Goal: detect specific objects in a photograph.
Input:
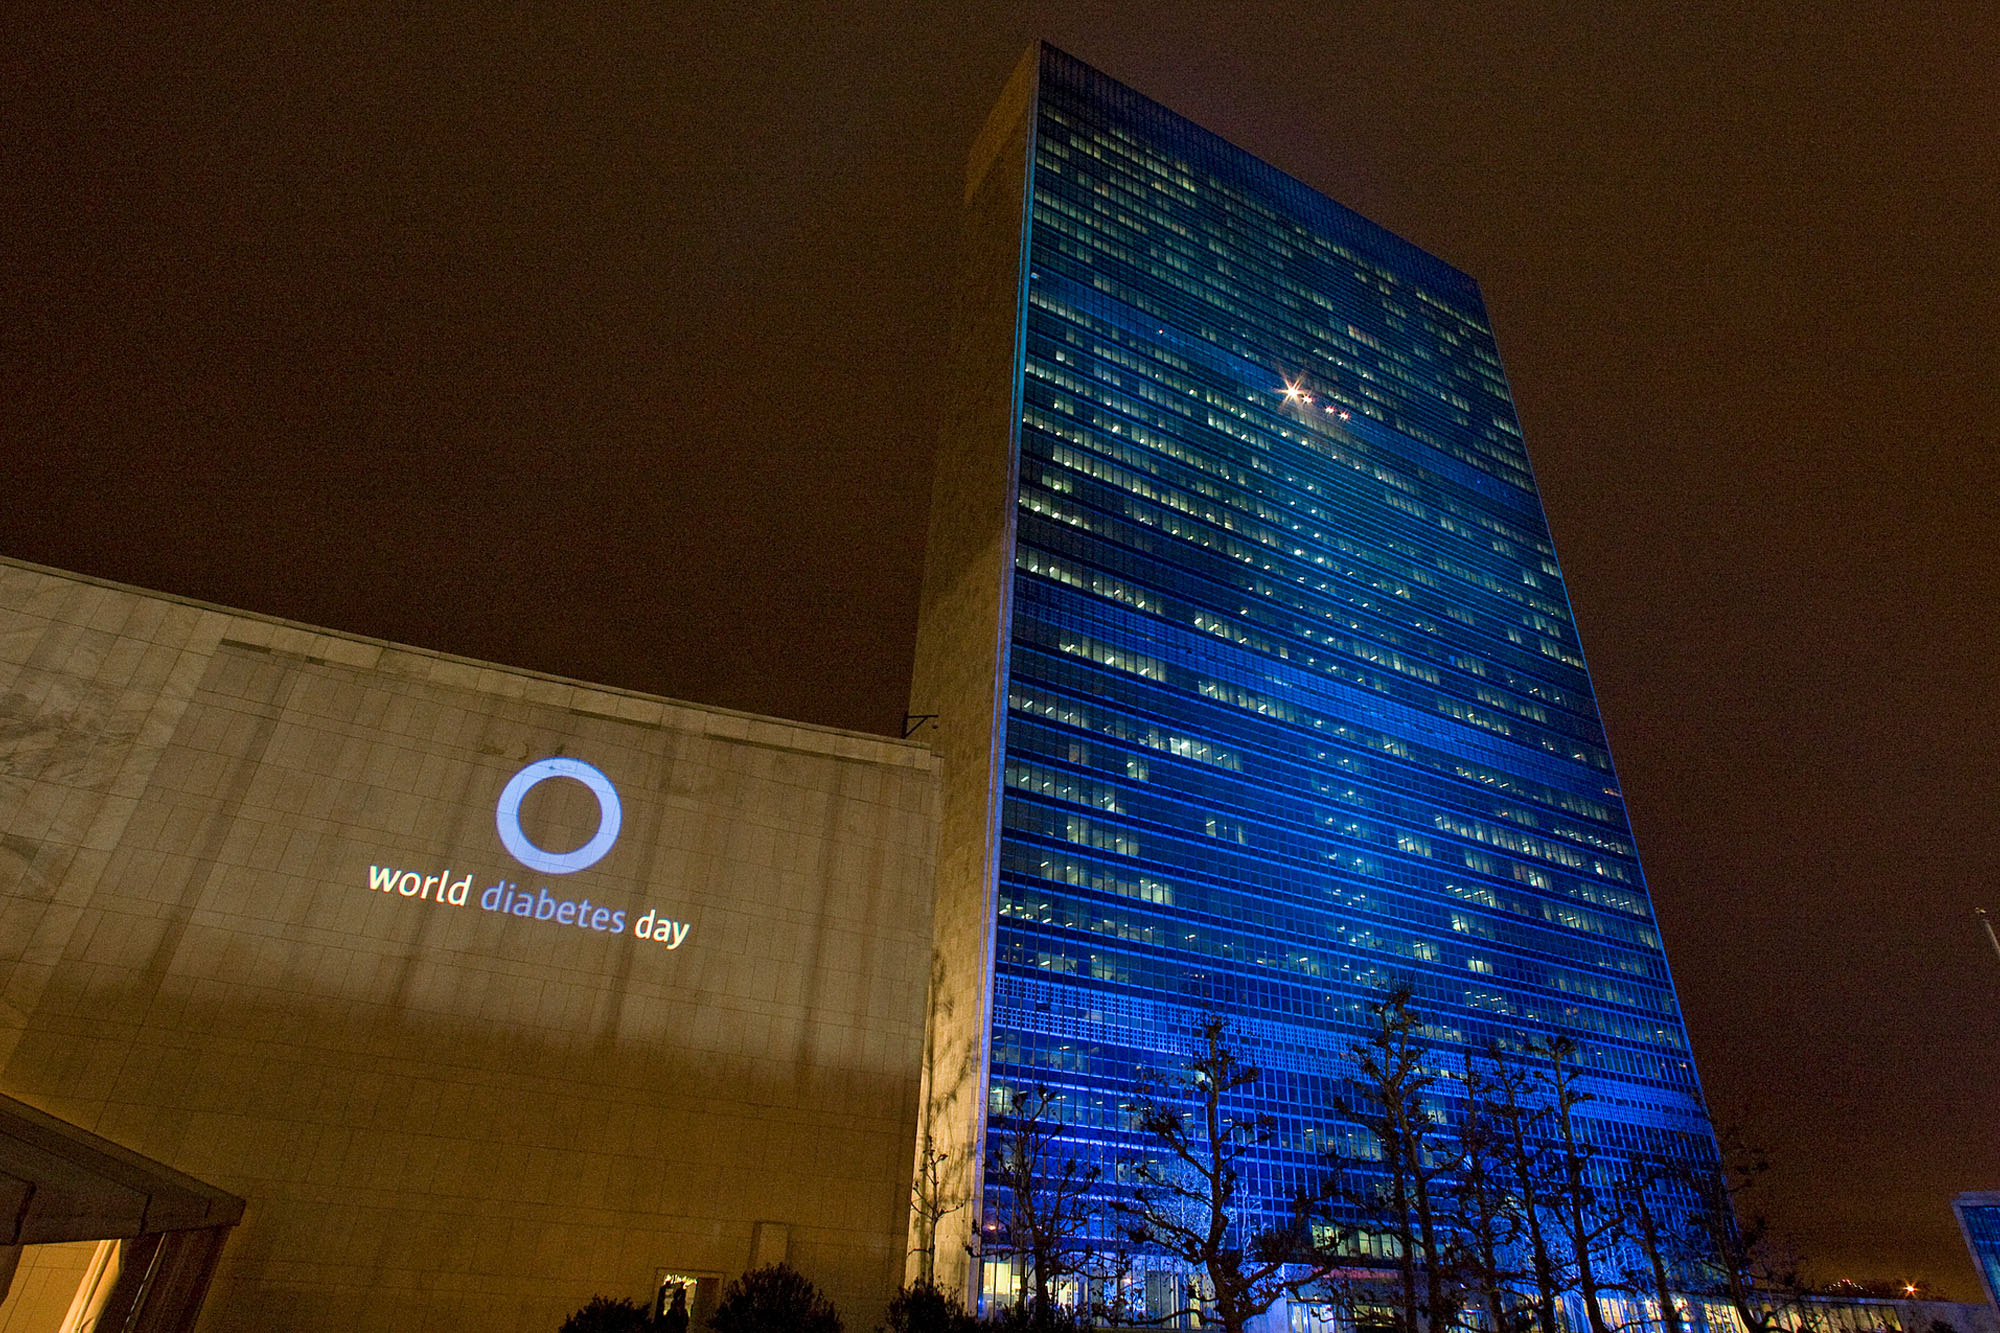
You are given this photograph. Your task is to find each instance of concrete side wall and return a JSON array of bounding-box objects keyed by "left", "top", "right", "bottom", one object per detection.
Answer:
[
  {"left": 0, "top": 1241, "right": 99, "bottom": 1332},
  {"left": 902, "top": 41, "right": 1039, "bottom": 1305},
  {"left": 0, "top": 559, "right": 940, "bottom": 1333}
]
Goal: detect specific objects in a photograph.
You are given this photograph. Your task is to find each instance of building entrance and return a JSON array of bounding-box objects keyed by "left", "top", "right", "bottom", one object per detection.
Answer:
[{"left": 0, "top": 1093, "right": 243, "bottom": 1333}]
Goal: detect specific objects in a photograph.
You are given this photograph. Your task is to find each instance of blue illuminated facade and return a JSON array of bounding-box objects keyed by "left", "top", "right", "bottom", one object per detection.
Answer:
[
  {"left": 910, "top": 44, "right": 1714, "bottom": 1306},
  {"left": 1956, "top": 1194, "right": 2000, "bottom": 1311}
]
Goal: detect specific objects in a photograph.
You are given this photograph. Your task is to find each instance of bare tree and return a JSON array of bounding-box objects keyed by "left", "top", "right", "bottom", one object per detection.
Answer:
[
  {"left": 1613, "top": 1153, "right": 1689, "bottom": 1333},
  {"left": 989, "top": 1085, "right": 1102, "bottom": 1323},
  {"left": 1535, "top": 1035, "right": 1618, "bottom": 1333},
  {"left": 1116, "top": 1013, "right": 1306, "bottom": 1333},
  {"left": 1334, "top": 986, "right": 1465, "bottom": 1333},
  {"left": 912, "top": 1139, "right": 970, "bottom": 1285},
  {"left": 1678, "top": 1117, "right": 1816, "bottom": 1333},
  {"left": 1482, "top": 1045, "right": 1563, "bottom": 1333},
  {"left": 1453, "top": 1048, "right": 1536, "bottom": 1333}
]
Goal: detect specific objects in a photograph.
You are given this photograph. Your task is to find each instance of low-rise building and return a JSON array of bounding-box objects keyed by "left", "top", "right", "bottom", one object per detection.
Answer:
[{"left": 0, "top": 558, "right": 941, "bottom": 1332}]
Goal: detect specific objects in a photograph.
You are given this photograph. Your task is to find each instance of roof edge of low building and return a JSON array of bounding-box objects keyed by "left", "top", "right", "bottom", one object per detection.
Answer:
[{"left": 0, "top": 555, "right": 937, "bottom": 771}]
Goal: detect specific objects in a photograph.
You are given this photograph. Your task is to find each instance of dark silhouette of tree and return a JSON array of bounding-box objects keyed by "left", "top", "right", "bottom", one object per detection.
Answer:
[
  {"left": 911, "top": 1140, "right": 969, "bottom": 1285},
  {"left": 1115, "top": 1013, "right": 1305, "bottom": 1333},
  {"left": 883, "top": 1279, "right": 979, "bottom": 1333},
  {"left": 1613, "top": 1152, "right": 1694, "bottom": 1333},
  {"left": 712, "top": 1263, "right": 842, "bottom": 1333},
  {"left": 1303, "top": 999, "right": 1819, "bottom": 1333},
  {"left": 1334, "top": 986, "right": 1465, "bottom": 1333},
  {"left": 987, "top": 1084, "right": 1102, "bottom": 1324},
  {"left": 1535, "top": 1035, "right": 1617, "bottom": 1333},
  {"left": 558, "top": 1295, "right": 652, "bottom": 1333},
  {"left": 1679, "top": 1117, "right": 1816, "bottom": 1333},
  {"left": 1481, "top": 1042, "right": 1563, "bottom": 1333},
  {"left": 988, "top": 1298, "right": 1092, "bottom": 1332},
  {"left": 1452, "top": 1048, "right": 1535, "bottom": 1333}
]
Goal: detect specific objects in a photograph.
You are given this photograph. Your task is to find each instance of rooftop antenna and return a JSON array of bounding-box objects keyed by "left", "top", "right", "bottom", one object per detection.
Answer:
[{"left": 1979, "top": 908, "right": 2000, "bottom": 968}]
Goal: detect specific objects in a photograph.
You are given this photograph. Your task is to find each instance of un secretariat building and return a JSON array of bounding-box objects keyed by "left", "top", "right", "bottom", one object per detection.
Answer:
[
  {"left": 915, "top": 44, "right": 1710, "bottom": 1315},
  {"left": 1, "top": 44, "right": 1708, "bottom": 1333}
]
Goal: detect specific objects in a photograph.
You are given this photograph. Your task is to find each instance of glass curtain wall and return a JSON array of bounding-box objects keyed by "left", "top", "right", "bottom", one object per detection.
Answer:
[{"left": 984, "top": 47, "right": 1715, "bottom": 1298}]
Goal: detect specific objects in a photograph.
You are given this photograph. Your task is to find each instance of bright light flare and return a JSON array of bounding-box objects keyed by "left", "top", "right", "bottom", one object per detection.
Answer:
[{"left": 1280, "top": 375, "right": 1351, "bottom": 420}]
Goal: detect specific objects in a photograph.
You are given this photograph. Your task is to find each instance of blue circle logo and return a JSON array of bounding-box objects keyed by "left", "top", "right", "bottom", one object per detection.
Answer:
[{"left": 494, "top": 757, "right": 623, "bottom": 875}]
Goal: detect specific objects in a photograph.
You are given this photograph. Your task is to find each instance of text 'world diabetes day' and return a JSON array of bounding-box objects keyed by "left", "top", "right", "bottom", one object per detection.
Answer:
[{"left": 365, "top": 756, "right": 691, "bottom": 949}]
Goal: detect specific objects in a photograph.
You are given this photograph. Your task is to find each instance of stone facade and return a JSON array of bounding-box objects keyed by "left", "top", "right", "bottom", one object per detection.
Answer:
[
  {"left": 0, "top": 558, "right": 940, "bottom": 1332},
  {"left": 902, "top": 42, "right": 1038, "bottom": 1304}
]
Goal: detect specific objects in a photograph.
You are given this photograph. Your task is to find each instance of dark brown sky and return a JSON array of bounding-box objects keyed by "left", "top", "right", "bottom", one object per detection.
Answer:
[{"left": 4, "top": 0, "right": 1996, "bottom": 1298}]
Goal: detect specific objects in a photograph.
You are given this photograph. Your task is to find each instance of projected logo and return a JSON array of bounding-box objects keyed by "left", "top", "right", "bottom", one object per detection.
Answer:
[
  {"left": 495, "top": 756, "right": 623, "bottom": 874},
  {"left": 363, "top": 754, "right": 690, "bottom": 949}
]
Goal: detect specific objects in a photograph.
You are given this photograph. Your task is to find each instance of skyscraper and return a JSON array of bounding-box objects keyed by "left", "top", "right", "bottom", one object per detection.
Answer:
[
  {"left": 1955, "top": 1193, "right": 2000, "bottom": 1312},
  {"left": 909, "top": 44, "right": 1713, "bottom": 1311}
]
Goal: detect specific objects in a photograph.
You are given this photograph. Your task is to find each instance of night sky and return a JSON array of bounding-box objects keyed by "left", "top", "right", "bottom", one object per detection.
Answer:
[{"left": 4, "top": 1, "right": 1995, "bottom": 1298}]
